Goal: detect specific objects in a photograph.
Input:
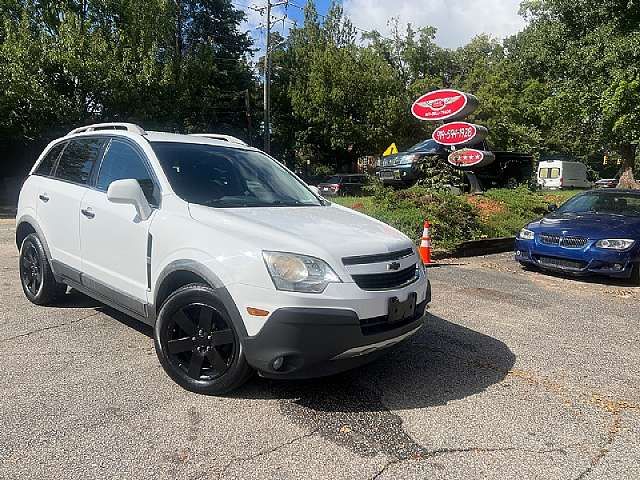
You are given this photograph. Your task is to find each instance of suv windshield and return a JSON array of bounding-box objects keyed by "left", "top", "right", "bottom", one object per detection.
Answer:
[
  {"left": 557, "top": 192, "right": 640, "bottom": 216},
  {"left": 407, "top": 139, "right": 441, "bottom": 153},
  {"left": 151, "top": 142, "right": 321, "bottom": 208}
]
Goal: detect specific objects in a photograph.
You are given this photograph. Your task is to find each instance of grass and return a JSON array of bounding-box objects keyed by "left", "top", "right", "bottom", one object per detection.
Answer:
[{"left": 333, "top": 187, "right": 583, "bottom": 251}]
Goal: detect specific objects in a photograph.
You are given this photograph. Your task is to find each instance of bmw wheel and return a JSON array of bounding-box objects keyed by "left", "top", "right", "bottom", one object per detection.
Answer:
[{"left": 154, "top": 283, "right": 253, "bottom": 395}]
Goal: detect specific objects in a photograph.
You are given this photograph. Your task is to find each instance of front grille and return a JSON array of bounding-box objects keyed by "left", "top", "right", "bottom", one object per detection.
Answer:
[
  {"left": 343, "top": 247, "right": 414, "bottom": 266},
  {"left": 536, "top": 256, "right": 587, "bottom": 271},
  {"left": 360, "top": 299, "right": 427, "bottom": 335},
  {"left": 539, "top": 233, "right": 588, "bottom": 249},
  {"left": 539, "top": 233, "right": 560, "bottom": 245},
  {"left": 560, "top": 236, "right": 588, "bottom": 248},
  {"left": 351, "top": 265, "right": 418, "bottom": 290}
]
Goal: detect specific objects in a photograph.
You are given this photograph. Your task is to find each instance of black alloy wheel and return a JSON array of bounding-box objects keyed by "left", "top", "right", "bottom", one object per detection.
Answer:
[
  {"left": 166, "top": 303, "right": 236, "bottom": 381},
  {"left": 20, "top": 241, "right": 43, "bottom": 297},
  {"left": 19, "top": 233, "right": 67, "bottom": 305},
  {"left": 154, "top": 283, "right": 253, "bottom": 395}
]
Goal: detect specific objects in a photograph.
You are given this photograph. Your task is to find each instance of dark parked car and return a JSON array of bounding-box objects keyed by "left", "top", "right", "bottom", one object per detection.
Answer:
[
  {"left": 515, "top": 190, "right": 640, "bottom": 284},
  {"left": 317, "top": 174, "right": 368, "bottom": 196},
  {"left": 594, "top": 178, "right": 619, "bottom": 189},
  {"left": 377, "top": 139, "right": 533, "bottom": 192}
]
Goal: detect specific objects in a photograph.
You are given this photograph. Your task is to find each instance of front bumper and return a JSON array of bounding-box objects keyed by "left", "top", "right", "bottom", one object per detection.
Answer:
[
  {"left": 377, "top": 165, "right": 420, "bottom": 184},
  {"left": 242, "top": 280, "right": 431, "bottom": 379},
  {"left": 515, "top": 238, "right": 637, "bottom": 279}
]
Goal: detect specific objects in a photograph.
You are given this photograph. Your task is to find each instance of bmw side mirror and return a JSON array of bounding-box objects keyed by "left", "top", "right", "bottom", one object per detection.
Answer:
[
  {"left": 107, "top": 179, "right": 152, "bottom": 221},
  {"left": 547, "top": 203, "right": 558, "bottom": 213}
]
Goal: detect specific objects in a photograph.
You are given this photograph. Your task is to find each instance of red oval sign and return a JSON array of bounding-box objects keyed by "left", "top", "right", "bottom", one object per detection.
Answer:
[
  {"left": 448, "top": 149, "right": 496, "bottom": 169},
  {"left": 432, "top": 122, "right": 487, "bottom": 146},
  {"left": 411, "top": 89, "right": 478, "bottom": 121}
]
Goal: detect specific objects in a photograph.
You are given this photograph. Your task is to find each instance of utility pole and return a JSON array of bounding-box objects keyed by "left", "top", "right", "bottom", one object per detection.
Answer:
[
  {"left": 244, "top": 89, "right": 253, "bottom": 147},
  {"left": 252, "top": 0, "right": 289, "bottom": 154},
  {"left": 264, "top": 0, "right": 271, "bottom": 154}
]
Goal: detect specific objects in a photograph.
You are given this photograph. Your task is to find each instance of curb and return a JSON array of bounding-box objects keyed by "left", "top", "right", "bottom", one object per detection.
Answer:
[{"left": 431, "top": 237, "right": 516, "bottom": 259}]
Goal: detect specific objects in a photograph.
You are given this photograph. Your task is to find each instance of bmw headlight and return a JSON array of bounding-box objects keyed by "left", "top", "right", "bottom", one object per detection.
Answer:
[
  {"left": 519, "top": 228, "right": 535, "bottom": 240},
  {"left": 595, "top": 239, "right": 635, "bottom": 250},
  {"left": 262, "top": 251, "right": 341, "bottom": 293}
]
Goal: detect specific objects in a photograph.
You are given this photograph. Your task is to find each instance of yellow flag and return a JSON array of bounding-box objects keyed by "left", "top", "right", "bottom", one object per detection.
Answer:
[{"left": 383, "top": 143, "right": 398, "bottom": 156}]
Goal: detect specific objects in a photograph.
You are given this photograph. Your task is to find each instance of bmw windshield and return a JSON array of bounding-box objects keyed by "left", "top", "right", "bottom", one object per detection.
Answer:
[
  {"left": 557, "top": 192, "right": 640, "bottom": 216},
  {"left": 151, "top": 142, "right": 322, "bottom": 208}
]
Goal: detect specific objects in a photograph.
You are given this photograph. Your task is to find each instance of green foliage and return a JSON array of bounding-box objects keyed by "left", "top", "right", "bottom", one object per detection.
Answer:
[
  {"left": 356, "top": 182, "right": 481, "bottom": 250},
  {"left": 335, "top": 186, "right": 583, "bottom": 250},
  {"left": 0, "top": 0, "right": 256, "bottom": 175}
]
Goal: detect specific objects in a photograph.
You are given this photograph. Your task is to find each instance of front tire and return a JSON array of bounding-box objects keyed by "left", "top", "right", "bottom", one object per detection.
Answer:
[
  {"left": 19, "top": 233, "right": 67, "bottom": 305},
  {"left": 154, "top": 283, "right": 253, "bottom": 395}
]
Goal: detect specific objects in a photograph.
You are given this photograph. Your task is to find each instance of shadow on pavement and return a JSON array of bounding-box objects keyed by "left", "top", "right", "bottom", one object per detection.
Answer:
[
  {"left": 234, "top": 312, "right": 514, "bottom": 409},
  {"left": 59, "top": 291, "right": 515, "bottom": 460},
  {"left": 231, "top": 313, "right": 515, "bottom": 459}
]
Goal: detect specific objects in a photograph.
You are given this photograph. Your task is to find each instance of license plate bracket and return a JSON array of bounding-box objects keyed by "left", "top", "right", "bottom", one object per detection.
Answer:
[{"left": 388, "top": 292, "right": 417, "bottom": 323}]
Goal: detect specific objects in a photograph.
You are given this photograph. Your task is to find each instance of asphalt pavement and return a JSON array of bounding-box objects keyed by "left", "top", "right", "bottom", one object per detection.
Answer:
[{"left": 1, "top": 218, "right": 638, "bottom": 479}]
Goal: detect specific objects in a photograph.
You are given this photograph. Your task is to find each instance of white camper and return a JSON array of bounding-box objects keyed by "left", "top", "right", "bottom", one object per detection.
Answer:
[{"left": 537, "top": 160, "right": 591, "bottom": 189}]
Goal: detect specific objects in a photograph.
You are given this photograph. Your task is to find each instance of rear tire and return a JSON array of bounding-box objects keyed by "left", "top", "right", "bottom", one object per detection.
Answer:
[
  {"left": 19, "top": 233, "right": 67, "bottom": 305},
  {"left": 154, "top": 283, "right": 253, "bottom": 395}
]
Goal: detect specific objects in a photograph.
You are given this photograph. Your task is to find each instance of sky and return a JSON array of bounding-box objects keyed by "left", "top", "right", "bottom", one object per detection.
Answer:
[{"left": 233, "top": 0, "right": 527, "bottom": 56}]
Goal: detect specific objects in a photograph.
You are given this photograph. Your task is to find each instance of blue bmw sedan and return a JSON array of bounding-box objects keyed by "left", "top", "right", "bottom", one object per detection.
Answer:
[{"left": 515, "top": 190, "right": 640, "bottom": 284}]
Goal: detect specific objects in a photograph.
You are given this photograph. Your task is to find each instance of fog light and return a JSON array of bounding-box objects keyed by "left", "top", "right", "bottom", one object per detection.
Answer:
[
  {"left": 516, "top": 250, "right": 521, "bottom": 256},
  {"left": 613, "top": 263, "right": 623, "bottom": 271},
  {"left": 272, "top": 356, "right": 284, "bottom": 371}
]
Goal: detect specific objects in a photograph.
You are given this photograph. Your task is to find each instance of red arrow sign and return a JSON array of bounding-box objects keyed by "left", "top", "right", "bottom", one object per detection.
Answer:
[
  {"left": 448, "top": 148, "right": 496, "bottom": 169},
  {"left": 432, "top": 122, "right": 488, "bottom": 146},
  {"left": 411, "top": 89, "right": 479, "bottom": 121}
]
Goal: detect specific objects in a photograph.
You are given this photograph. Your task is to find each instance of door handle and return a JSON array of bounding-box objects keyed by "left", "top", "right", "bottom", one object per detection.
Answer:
[
  {"left": 80, "top": 207, "right": 95, "bottom": 219},
  {"left": 38, "top": 194, "right": 49, "bottom": 202}
]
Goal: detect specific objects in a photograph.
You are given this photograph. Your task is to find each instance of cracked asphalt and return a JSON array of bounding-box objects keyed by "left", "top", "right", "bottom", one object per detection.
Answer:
[{"left": 1, "top": 218, "right": 639, "bottom": 479}]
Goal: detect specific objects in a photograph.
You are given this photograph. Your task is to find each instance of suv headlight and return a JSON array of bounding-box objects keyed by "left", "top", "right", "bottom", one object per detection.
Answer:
[
  {"left": 595, "top": 239, "right": 635, "bottom": 250},
  {"left": 519, "top": 228, "right": 535, "bottom": 240},
  {"left": 400, "top": 154, "right": 419, "bottom": 165},
  {"left": 262, "top": 251, "right": 341, "bottom": 293}
]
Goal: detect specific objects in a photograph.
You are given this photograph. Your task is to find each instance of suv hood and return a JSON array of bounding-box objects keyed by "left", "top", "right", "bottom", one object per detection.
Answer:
[{"left": 188, "top": 203, "right": 413, "bottom": 260}]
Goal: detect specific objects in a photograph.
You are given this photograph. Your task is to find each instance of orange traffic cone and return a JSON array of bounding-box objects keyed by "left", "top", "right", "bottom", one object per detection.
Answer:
[{"left": 419, "top": 220, "right": 432, "bottom": 264}]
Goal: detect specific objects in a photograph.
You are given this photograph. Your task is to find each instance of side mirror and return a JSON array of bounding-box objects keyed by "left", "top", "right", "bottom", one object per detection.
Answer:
[
  {"left": 107, "top": 179, "right": 152, "bottom": 220},
  {"left": 309, "top": 185, "right": 320, "bottom": 196},
  {"left": 547, "top": 203, "right": 558, "bottom": 213}
]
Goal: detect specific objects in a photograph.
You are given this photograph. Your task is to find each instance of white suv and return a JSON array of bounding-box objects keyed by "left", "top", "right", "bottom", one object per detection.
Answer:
[{"left": 16, "top": 123, "right": 431, "bottom": 394}]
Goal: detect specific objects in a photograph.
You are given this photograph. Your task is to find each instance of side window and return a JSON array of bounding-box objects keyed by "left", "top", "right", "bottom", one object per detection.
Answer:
[
  {"left": 34, "top": 142, "right": 65, "bottom": 177},
  {"left": 97, "top": 140, "right": 159, "bottom": 205},
  {"left": 55, "top": 138, "right": 106, "bottom": 185}
]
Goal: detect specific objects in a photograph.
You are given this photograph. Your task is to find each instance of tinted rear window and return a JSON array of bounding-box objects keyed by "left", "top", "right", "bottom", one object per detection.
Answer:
[
  {"left": 55, "top": 138, "right": 107, "bottom": 185},
  {"left": 34, "top": 142, "right": 66, "bottom": 177},
  {"left": 324, "top": 176, "right": 342, "bottom": 183}
]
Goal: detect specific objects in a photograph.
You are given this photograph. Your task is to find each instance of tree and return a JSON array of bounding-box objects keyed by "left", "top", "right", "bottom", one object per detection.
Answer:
[{"left": 518, "top": 0, "right": 640, "bottom": 187}]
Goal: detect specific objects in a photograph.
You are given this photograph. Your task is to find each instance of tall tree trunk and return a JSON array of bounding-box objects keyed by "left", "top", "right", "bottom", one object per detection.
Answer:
[{"left": 617, "top": 143, "right": 639, "bottom": 189}]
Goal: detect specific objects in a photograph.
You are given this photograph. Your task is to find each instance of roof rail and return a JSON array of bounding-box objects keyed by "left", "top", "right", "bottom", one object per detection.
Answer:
[
  {"left": 190, "top": 133, "right": 248, "bottom": 146},
  {"left": 68, "top": 122, "right": 147, "bottom": 136}
]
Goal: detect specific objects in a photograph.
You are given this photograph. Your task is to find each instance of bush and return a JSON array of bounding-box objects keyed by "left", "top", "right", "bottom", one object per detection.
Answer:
[{"left": 366, "top": 183, "right": 481, "bottom": 249}]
